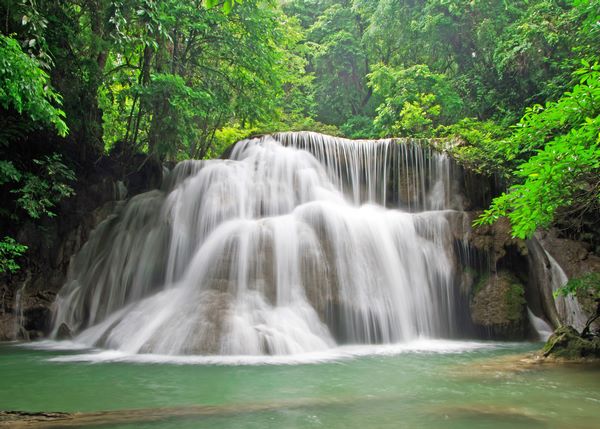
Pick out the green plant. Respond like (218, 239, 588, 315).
(0, 236, 28, 274)
(436, 118, 510, 176)
(368, 64, 462, 137)
(0, 34, 67, 137)
(11, 154, 76, 219)
(476, 60, 600, 238)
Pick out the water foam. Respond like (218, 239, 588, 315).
(34, 339, 498, 366)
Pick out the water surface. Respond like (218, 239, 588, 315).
(1, 341, 599, 428)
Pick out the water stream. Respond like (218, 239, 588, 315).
(543, 249, 588, 331)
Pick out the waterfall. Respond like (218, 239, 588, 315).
(526, 238, 588, 332)
(527, 308, 553, 341)
(544, 250, 588, 332)
(51, 132, 469, 355)
(12, 271, 31, 340)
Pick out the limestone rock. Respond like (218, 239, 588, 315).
(56, 322, 73, 340)
(470, 271, 528, 339)
(539, 230, 600, 279)
(469, 217, 528, 267)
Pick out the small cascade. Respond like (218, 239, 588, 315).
(527, 308, 553, 341)
(527, 238, 589, 332)
(51, 132, 472, 356)
(12, 286, 25, 339)
(544, 250, 588, 332)
(12, 271, 31, 340)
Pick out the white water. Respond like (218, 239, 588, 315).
(527, 308, 553, 341)
(51, 132, 468, 356)
(12, 271, 31, 340)
(27, 339, 499, 366)
(543, 250, 588, 331)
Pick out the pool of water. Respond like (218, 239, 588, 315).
(1, 340, 599, 428)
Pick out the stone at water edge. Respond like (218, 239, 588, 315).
(542, 325, 600, 359)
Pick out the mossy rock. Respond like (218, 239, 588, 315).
(470, 270, 527, 340)
(542, 325, 600, 359)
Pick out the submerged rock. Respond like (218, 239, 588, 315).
(0, 411, 72, 427)
(542, 325, 600, 359)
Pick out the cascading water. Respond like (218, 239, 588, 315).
(544, 250, 588, 332)
(51, 132, 471, 355)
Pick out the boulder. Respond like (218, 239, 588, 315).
(542, 325, 600, 359)
(470, 271, 528, 339)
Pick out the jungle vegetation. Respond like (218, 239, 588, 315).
(0, 0, 599, 272)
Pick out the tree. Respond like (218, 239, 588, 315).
(306, 2, 370, 125)
(0, 32, 74, 275)
(476, 61, 600, 239)
(0, 34, 67, 140)
(368, 63, 462, 137)
(96, 0, 302, 160)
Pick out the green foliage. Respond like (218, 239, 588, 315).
(0, 236, 28, 274)
(436, 118, 510, 176)
(204, 0, 243, 14)
(368, 64, 462, 137)
(554, 273, 600, 300)
(1, 0, 600, 253)
(9, 154, 76, 219)
(136, 73, 210, 158)
(395, 93, 440, 136)
(0, 16, 77, 276)
(211, 125, 258, 158)
(0, 34, 67, 137)
(476, 61, 600, 238)
(0, 160, 23, 185)
(16, 154, 75, 219)
(92, 0, 300, 160)
(340, 116, 377, 139)
(307, 3, 369, 125)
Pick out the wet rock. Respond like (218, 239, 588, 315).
(23, 305, 51, 334)
(0, 314, 15, 341)
(125, 154, 163, 196)
(470, 271, 528, 340)
(0, 410, 72, 427)
(469, 217, 528, 270)
(539, 230, 600, 280)
(460, 168, 497, 211)
(538, 230, 600, 331)
(56, 322, 72, 340)
(542, 325, 600, 359)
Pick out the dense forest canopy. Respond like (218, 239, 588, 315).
(0, 0, 599, 273)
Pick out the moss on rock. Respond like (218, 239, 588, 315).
(470, 270, 528, 339)
(542, 325, 600, 359)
